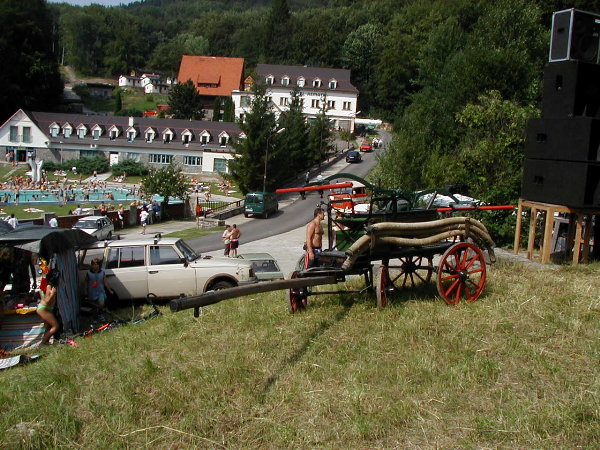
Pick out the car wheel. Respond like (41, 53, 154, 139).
(263, 211, 269, 219)
(107, 232, 112, 239)
(211, 280, 235, 291)
(244, 213, 249, 218)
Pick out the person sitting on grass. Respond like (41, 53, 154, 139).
(36, 271, 59, 345)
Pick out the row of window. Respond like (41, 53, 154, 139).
(275, 98, 353, 111)
(149, 154, 227, 172)
(265, 75, 337, 90)
(46, 123, 231, 145)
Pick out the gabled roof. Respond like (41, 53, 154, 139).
(256, 64, 358, 93)
(178, 55, 244, 97)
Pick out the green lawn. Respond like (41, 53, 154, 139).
(0, 259, 598, 447)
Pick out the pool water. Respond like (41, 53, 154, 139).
(0, 188, 170, 204)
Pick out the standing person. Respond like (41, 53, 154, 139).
(99, 201, 107, 216)
(85, 258, 114, 320)
(36, 272, 59, 345)
(48, 216, 58, 227)
(117, 204, 125, 229)
(305, 207, 325, 269)
(222, 224, 232, 257)
(305, 171, 310, 185)
(195, 201, 203, 226)
(140, 207, 149, 234)
(152, 200, 160, 223)
(229, 224, 241, 258)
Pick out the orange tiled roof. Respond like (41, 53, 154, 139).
(178, 55, 244, 97)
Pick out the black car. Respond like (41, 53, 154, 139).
(346, 150, 362, 163)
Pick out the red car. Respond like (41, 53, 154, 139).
(360, 141, 372, 152)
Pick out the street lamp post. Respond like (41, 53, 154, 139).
(263, 127, 285, 193)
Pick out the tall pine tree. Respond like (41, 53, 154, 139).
(307, 103, 333, 166)
(228, 84, 277, 194)
(276, 88, 308, 174)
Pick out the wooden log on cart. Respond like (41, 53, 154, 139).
(170, 276, 338, 315)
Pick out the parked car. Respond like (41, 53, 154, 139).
(244, 192, 279, 219)
(346, 150, 362, 163)
(73, 216, 114, 240)
(360, 141, 372, 152)
(238, 253, 284, 281)
(77, 237, 257, 302)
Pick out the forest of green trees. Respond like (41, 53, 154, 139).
(5, 0, 600, 242)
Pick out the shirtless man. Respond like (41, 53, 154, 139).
(305, 207, 325, 269)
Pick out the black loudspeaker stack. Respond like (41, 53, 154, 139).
(522, 8, 600, 208)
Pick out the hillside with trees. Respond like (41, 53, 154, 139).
(5, 0, 600, 242)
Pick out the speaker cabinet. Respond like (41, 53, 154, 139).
(525, 117, 600, 161)
(550, 8, 600, 63)
(542, 61, 600, 118)
(522, 159, 600, 207)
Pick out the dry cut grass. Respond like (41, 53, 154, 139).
(0, 258, 599, 448)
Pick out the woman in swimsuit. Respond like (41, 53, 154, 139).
(36, 274, 59, 344)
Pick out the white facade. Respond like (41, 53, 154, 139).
(0, 110, 238, 175)
(231, 64, 359, 132)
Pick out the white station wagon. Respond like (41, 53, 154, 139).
(77, 236, 256, 302)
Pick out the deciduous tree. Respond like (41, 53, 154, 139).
(168, 79, 205, 120)
(140, 163, 190, 216)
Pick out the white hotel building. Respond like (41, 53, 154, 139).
(232, 64, 359, 132)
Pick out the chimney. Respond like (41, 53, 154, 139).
(128, 117, 135, 127)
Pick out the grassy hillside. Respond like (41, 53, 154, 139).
(1, 259, 599, 447)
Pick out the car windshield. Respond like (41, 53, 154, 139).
(250, 259, 280, 273)
(176, 239, 199, 262)
(246, 194, 263, 203)
(73, 220, 96, 229)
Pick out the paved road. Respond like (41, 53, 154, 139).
(187, 130, 391, 254)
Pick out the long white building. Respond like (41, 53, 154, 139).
(0, 110, 241, 175)
(232, 64, 359, 132)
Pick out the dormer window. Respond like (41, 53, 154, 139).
(145, 128, 156, 143)
(77, 125, 87, 139)
(182, 129, 193, 144)
(218, 132, 230, 145)
(49, 123, 60, 138)
(127, 131, 136, 142)
(199, 130, 211, 145)
(110, 131, 118, 140)
(91, 125, 103, 140)
(313, 78, 322, 88)
(297, 77, 305, 88)
(162, 128, 174, 143)
(266, 75, 274, 85)
(63, 124, 73, 138)
(282, 76, 289, 86)
(328, 79, 337, 89)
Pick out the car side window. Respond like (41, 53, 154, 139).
(107, 246, 145, 269)
(149, 245, 181, 265)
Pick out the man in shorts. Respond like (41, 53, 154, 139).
(305, 207, 325, 269)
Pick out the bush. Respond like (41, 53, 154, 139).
(46, 156, 109, 174)
(115, 108, 143, 117)
(111, 159, 149, 177)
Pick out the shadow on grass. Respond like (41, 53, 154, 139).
(258, 301, 354, 401)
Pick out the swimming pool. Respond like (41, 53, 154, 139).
(0, 187, 171, 204)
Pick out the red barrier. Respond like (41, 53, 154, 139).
(276, 182, 353, 194)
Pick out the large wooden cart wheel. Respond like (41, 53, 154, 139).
(375, 265, 393, 308)
(286, 271, 308, 313)
(392, 256, 434, 288)
(436, 242, 487, 305)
